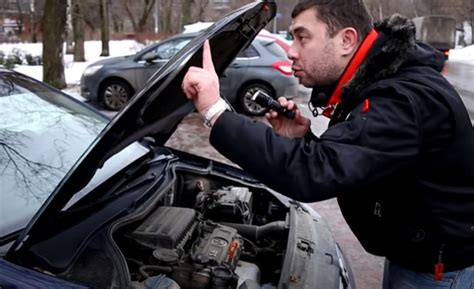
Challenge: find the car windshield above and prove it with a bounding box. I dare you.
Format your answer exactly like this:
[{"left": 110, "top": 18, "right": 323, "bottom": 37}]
[
  {"left": 0, "top": 72, "right": 107, "bottom": 237},
  {"left": 154, "top": 38, "right": 192, "bottom": 59}
]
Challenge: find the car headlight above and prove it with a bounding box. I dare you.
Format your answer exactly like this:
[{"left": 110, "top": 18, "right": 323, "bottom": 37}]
[{"left": 82, "top": 65, "right": 103, "bottom": 76}]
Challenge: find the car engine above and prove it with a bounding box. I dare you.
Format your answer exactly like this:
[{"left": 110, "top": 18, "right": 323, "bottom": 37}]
[{"left": 121, "top": 185, "right": 284, "bottom": 289}]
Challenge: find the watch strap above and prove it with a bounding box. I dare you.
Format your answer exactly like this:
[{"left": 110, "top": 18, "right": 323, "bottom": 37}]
[{"left": 202, "top": 98, "right": 230, "bottom": 127}]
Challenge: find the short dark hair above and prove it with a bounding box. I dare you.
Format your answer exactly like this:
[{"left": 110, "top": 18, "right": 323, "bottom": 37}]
[{"left": 291, "top": 0, "right": 373, "bottom": 41}]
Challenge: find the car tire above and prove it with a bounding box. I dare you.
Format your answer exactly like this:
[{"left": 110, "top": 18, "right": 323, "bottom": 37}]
[
  {"left": 100, "top": 79, "right": 133, "bottom": 111},
  {"left": 238, "top": 83, "right": 272, "bottom": 116}
]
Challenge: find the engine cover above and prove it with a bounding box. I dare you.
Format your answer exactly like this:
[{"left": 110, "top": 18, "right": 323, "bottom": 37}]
[{"left": 191, "top": 222, "right": 242, "bottom": 269}]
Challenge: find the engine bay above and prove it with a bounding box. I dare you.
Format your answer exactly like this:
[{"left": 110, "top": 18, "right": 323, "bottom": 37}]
[
  {"left": 114, "top": 172, "right": 290, "bottom": 289},
  {"left": 12, "top": 161, "right": 347, "bottom": 289}
]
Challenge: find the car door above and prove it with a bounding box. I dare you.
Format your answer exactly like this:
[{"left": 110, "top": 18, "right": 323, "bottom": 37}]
[
  {"left": 135, "top": 37, "right": 193, "bottom": 89},
  {"left": 219, "top": 44, "right": 253, "bottom": 104}
]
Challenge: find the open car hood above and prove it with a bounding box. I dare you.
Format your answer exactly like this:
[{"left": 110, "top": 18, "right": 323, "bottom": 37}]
[{"left": 8, "top": 1, "right": 276, "bottom": 254}]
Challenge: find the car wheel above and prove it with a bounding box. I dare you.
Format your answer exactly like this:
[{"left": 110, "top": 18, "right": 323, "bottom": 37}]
[
  {"left": 239, "top": 84, "right": 272, "bottom": 116},
  {"left": 100, "top": 80, "right": 133, "bottom": 111}
]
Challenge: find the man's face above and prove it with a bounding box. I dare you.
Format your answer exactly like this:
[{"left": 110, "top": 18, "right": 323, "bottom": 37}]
[{"left": 288, "top": 8, "right": 346, "bottom": 88}]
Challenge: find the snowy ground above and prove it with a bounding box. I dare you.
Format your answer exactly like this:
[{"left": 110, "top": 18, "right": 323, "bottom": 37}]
[
  {"left": 449, "top": 44, "right": 474, "bottom": 64},
  {"left": 1, "top": 40, "right": 145, "bottom": 87},
  {"left": 0, "top": 40, "right": 473, "bottom": 95}
]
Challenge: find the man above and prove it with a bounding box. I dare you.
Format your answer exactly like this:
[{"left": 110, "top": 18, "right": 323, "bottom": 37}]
[{"left": 182, "top": 0, "right": 474, "bottom": 288}]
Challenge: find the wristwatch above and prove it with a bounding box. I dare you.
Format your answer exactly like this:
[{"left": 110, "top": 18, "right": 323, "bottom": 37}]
[{"left": 202, "top": 98, "right": 230, "bottom": 127}]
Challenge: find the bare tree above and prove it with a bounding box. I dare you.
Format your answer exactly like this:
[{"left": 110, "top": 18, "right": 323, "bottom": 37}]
[
  {"left": 470, "top": 3, "right": 473, "bottom": 44},
  {"left": 123, "top": 0, "right": 156, "bottom": 33},
  {"left": 454, "top": 0, "right": 473, "bottom": 45},
  {"left": 15, "top": 0, "right": 24, "bottom": 34},
  {"left": 195, "top": 0, "right": 210, "bottom": 21},
  {"left": 159, "top": 0, "right": 174, "bottom": 34},
  {"left": 72, "top": 0, "right": 85, "bottom": 61},
  {"left": 182, "top": 0, "right": 194, "bottom": 26},
  {"left": 65, "top": 0, "right": 74, "bottom": 54},
  {"left": 100, "top": 0, "right": 110, "bottom": 56},
  {"left": 81, "top": 0, "right": 100, "bottom": 35},
  {"left": 29, "top": 0, "right": 43, "bottom": 43},
  {"left": 42, "top": 0, "right": 67, "bottom": 89},
  {"left": 448, "top": 0, "right": 473, "bottom": 45},
  {"left": 111, "top": 7, "right": 125, "bottom": 33}
]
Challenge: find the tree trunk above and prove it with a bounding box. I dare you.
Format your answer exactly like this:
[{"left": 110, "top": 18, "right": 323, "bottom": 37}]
[
  {"left": 196, "top": 0, "right": 209, "bottom": 21},
  {"left": 30, "top": 0, "right": 37, "bottom": 43},
  {"left": 72, "top": 0, "right": 85, "bottom": 62},
  {"left": 42, "top": 0, "right": 67, "bottom": 89},
  {"left": 100, "top": 0, "right": 110, "bottom": 56},
  {"left": 181, "top": 0, "right": 193, "bottom": 26},
  {"left": 136, "top": 0, "right": 156, "bottom": 33},
  {"left": 111, "top": 10, "right": 123, "bottom": 33},
  {"left": 471, "top": 8, "right": 473, "bottom": 45},
  {"left": 65, "top": 0, "right": 74, "bottom": 54},
  {"left": 15, "top": 0, "right": 24, "bottom": 34},
  {"left": 160, "top": 0, "right": 173, "bottom": 34},
  {"left": 124, "top": 1, "right": 138, "bottom": 32}
]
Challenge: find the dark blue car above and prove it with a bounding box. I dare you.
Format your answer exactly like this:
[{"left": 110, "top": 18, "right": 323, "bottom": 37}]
[{"left": 0, "top": 2, "right": 355, "bottom": 288}]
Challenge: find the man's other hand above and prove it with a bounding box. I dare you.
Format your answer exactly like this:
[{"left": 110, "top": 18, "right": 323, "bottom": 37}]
[{"left": 266, "top": 97, "right": 311, "bottom": 138}]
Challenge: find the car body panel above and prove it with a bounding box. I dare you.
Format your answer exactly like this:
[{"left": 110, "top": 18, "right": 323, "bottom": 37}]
[
  {"left": 220, "top": 56, "right": 249, "bottom": 103},
  {"left": 220, "top": 36, "right": 299, "bottom": 103},
  {"left": 0, "top": 258, "right": 90, "bottom": 289}
]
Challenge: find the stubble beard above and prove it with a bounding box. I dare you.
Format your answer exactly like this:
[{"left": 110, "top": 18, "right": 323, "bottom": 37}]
[{"left": 300, "top": 41, "right": 343, "bottom": 88}]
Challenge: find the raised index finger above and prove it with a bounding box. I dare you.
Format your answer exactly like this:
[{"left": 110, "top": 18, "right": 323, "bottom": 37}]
[{"left": 202, "top": 40, "right": 215, "bottom": 72}]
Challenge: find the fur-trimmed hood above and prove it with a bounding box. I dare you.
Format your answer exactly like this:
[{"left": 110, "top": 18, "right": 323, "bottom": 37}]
[
  {"left": 310, "top": 14, "right": 446, "bottom": 116},
  {"left": 343, "top": 14, "right": 445, "bottom": 101}
]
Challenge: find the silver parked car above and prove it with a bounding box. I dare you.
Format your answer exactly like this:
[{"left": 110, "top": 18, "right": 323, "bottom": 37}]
[{"left": 80, "top": 33, "right": 299, "bottom": 115}]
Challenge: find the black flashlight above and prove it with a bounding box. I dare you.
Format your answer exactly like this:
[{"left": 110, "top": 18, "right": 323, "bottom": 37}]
[{"left": 251, "top": 90, "right": 295, "bottom": 119}]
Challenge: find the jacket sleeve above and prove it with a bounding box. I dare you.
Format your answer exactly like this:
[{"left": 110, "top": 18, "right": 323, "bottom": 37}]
[{"left": 210, "top": 90, "right": 420, "bottom": 202}]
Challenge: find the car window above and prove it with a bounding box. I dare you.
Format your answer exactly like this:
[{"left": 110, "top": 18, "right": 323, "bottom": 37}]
[
  {"left": 153, "top": 38, "right": 192, "bottom": 60},
  {"left": 0, "top": 72, "right": 107, "bottom": 237},
  {"left": 237, "top": 44, "right": 259, "bottom": 58}
]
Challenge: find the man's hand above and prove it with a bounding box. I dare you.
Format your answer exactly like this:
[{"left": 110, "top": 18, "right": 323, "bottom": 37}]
[
  {"left": 266, "top": 97, "right": 311, "bottom": 138},
  {"left": 182, "top": 40, "right": 221, "bottom": 114}
]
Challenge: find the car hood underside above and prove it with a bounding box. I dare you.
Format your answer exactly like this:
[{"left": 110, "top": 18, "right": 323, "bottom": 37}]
[{"left": 7, "top": 0, "right": 277, "bottom": 260}]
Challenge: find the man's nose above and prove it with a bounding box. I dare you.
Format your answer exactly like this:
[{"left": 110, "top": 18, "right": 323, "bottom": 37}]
[{"left": 287, "top": 44, "right": 298, "bottom": 61}]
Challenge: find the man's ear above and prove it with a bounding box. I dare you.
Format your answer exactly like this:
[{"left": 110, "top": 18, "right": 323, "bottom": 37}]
[{"left": 339, "top": 27, "right": 359, "bottom": 56}]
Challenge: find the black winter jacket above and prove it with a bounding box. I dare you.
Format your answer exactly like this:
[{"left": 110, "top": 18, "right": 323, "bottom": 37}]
[{"left": 210, "top": 15, "right": 474, "bottom": 272}]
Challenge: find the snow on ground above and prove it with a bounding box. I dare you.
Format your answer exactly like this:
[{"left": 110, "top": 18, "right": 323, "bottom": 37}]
[
  {"left": 449, "top": 45, "right": 474, "bottom": 64},
  {"left": 1, "top": 40, "right": 473, "bottom": 89},
  {"left": 1, "top": 40, "right": 144, "bottom": 85}
]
